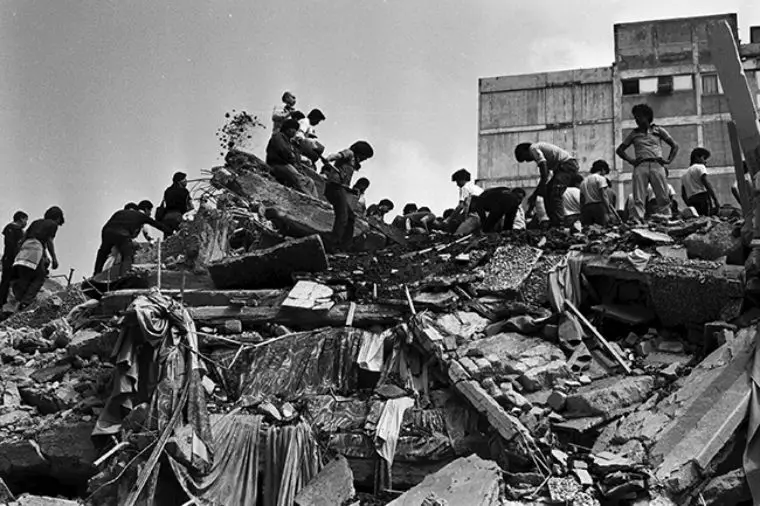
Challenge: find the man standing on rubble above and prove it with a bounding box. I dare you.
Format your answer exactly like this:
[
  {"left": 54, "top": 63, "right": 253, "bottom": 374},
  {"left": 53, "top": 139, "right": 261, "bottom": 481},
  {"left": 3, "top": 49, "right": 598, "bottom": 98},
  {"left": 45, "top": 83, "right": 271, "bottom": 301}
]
[
  {"left": 580, "top": 160, "right": 617, "bottom": 226},
  {"left": 271, "top": 91, "right": 298, "bottom": 133},
  {"left": 450, "top": 168, "right": 484, "bottom": 235},
  {"left": 514, "top": 142, "right": 579, "bottom": 227},
  {"left": 681, "top": 147, "right": 719, "bottom": 216},
  {"left": 616, "top": 104, "right": 679, "bottom": 222},
  {"left": 322, "top": 141, "right": 374, "bottom": 251},
  {"left": 12, "top": 206, "right": 64, "bottom": 311},
  {"left": 469, "top": 187, "right": 526, "bottom": 233},
  {"left": 296, "top": 108, "right": 326, "bottom": 165},
  {"left": 93, "top": 201, "right": 168, "bottom": 277},
  {"left": 0, "top": 211, "right": 28, "bottom": 308},
  {"left": 266, "top": 119, "right": 318, "bottom": 197}
]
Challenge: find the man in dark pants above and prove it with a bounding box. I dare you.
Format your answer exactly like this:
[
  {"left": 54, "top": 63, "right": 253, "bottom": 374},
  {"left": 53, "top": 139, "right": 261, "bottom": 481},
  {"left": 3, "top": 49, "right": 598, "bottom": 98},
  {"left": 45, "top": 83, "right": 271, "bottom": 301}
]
[
  {"left": 94, "top": 201, "right": 167, "bottom": 277},
  {"left": 322, "top": 141, "right": 374, "bottom": 251},
  {"left": 470, "top": 187, "right": 526, "bottom": 232},
  {"left": 515, "top": 142, "right": 579, "bottom": 227},
  {"left": 13, "top": 207, "right": 64, "bottom": 310},
  {"left": 0, "top": 211, "right": 28, "bottom": 307}
]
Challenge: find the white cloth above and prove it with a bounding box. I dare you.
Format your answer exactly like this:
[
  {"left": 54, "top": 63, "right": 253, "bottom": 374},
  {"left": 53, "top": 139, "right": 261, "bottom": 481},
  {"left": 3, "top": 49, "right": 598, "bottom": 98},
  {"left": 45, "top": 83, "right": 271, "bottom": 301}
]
[
  {"left": 681, "top": 164, "right": 708, "bottom": 199},
  {"left": 297, "top": 118, "right": 317, "bottom": 139},
  {"left": 562, "top": 187, "right": 582, "bottom": 216},
  {"left": 513, "top": 206, "right": 526, "bottom": 230},
  {"left": 458, "top": 181, "right": 483, "bottom": 202},
  {"left": 374, "top": 396, "right": 415, "bottom": 465},
  {"left": 357, "top": 331, "right": 385, "bottom": 372},
  {"left": 580, "top": 173, "right": 608, "bottom": 204}
]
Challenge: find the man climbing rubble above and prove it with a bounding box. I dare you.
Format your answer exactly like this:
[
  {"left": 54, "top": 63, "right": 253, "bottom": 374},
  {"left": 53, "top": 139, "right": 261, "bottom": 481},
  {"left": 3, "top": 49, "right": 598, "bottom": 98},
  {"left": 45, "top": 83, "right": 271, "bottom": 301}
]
[
  {"left": 296, "top": 108, "right": 326, "bottom": 165},
  {"left": 12, "top": 206, "right": 64, "bottom": 311},
  {"left": 0, "top": 210, "right": 28, "bottom": 309},
  {"left": 271, "top": 90, "right": 298, "bottom": 132},
  {"left": 322, "top": 140, "right": 374, "bottom": 251},
  {"left": 450, "top": 168, "right": 483, "bottom": 235},
  {"left": 93, "top": 200, "right": 168, "bottom": 277},
  {"left": 266, "top": 118, "right": 318, "bottom": 197},
  {"left": 366, "top": 198, "right": 394, "bottom": 221},
  {"left": 159, "top": 172, "right": 195, "bottom": 234},
  {"left": 515, "top": 141, "right": 579, "bottom": 227}
]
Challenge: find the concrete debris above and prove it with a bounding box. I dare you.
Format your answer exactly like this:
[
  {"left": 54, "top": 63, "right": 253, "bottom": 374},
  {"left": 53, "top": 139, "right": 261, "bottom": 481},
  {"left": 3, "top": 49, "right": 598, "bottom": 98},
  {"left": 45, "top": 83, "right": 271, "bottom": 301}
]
[
  {"left": 565, "top": 376, "right": 655, "bottom": 418},
  {"left": 474, "top": 244, "right": 542, "bottom": 295},
  {"left": 387, "top": 455, "right": 502, "bottom": 506},
  {"left": 683, "top": 220, "right": 742, "bottom": 261},
  {"left": 699, "top": 468, "right": 752, "bottom": 505},
  {"left": 294, "top": 455, "right": 355, "bottom": 506}
]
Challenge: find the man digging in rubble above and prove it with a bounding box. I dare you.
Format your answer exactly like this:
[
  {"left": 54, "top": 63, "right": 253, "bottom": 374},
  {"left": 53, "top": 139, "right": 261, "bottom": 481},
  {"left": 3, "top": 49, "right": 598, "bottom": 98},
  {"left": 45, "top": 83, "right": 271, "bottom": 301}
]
[
  {"left": 0, "top": 210, "right": 28, "bottom": 311},
  {"left": 322, "top": 140, "right": 374, "bottom": 252},
  {"left": 616, "top": 103, "right": 679, "bottom": 223},
  {"left": 351, "top": 177, "right": 370, "bottom": 215},
  {"left": 271, "top": 90, "right": 298, "bottom": 132},
  {"left": 469, "top": 187, "right": 526, "bottom": 233},
  {"left": 12, "top": 206, "right": 64, "bottom": 311},
  {"left": 266, "top": 118, "right": 318, "bottom": 197},
  {"left": 450, "top": 168, "right": 484, "bottom": 235},
  {"left": 159, "top": 172, "right": 195, "bottom": 234},
  {"left": 296, "top": 108, "right": 326, "bottom": 166},
  {"left": 562, "top": 173, "right": 583, "bottom": 229},
  {"left": 93, "top": 200, "right": 168, "bottom": 278},
  {"left": 681, "top": 147, "right": 719, "bottom": 217},
  {"left": 515, "top": 141, "right": 579, "bottom": 228},
  {"left": 366, "top": 198, "right": 394, "bottom": 221},
  {"left": 580, "top": 160, "right": 617, "bottom": 226}
]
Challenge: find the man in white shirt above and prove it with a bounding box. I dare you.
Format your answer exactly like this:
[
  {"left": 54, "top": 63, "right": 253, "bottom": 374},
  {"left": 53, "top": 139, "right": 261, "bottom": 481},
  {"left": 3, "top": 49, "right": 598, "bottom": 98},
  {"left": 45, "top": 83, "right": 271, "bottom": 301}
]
[
  {"left": 450, "top": 168, "right": 483, "bottom": 235},
  {"left": 562, "top": 174, "right": 583, "bottom": 228},
  {"left": 296, "top": 109, "right": 326, "bottom": 164},
  {"left": 580, "top": 160, "right": 617, "bottom": 226},
  {"left": 680, "top": 147, "right": 718, "bottom": 216}
]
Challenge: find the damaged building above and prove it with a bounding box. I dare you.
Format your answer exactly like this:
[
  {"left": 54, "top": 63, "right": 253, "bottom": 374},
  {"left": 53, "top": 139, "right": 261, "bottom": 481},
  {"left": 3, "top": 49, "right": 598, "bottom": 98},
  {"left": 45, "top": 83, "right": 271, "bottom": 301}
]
[{"left": 0, "top": 12, "right": 760, "bottom": 506}]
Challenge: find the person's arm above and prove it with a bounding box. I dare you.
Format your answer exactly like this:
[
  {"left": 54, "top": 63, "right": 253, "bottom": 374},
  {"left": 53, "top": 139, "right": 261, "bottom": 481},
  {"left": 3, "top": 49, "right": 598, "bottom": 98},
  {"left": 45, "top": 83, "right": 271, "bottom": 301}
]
[
  {"left": 681, "top": 186, "right": 688, "bottom": 204},
  {"left": 272, "top": 105, "right": 291, "bottom": 124},
  {"left": 657, "top": 127, "right": 679, "bottom": 165},
  {"left": 702, "top": 174, "right": 719, "bottom": 208},
  {"left": 47, "top": 239, "right": 58, "bottom": 270},
  {"left": 141, "top": 215, "right": 170, "bottom": 235},
  {"left": 616, "top": 133, "right": 638, "bottom": 166}
]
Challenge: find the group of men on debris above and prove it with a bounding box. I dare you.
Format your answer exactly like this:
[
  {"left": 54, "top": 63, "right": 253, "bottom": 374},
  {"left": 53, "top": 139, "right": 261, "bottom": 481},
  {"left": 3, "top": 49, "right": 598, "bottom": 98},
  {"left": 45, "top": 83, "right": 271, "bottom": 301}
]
[{"left": 0, "top": 172, "right": 195, "bottom": 314}]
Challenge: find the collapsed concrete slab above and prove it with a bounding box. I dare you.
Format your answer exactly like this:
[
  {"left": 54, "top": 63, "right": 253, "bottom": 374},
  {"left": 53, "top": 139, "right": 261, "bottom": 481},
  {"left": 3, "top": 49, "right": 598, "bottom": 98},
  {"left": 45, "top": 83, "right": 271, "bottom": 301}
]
[
  {"left": 593, "top": 325, "right": 757, "bottom": 500},
  {"left": 683, "top": 220, "right": 741, "bottom": 261},
  {"left": 386, "top": 454, "right": 502, "bottom": 506},
  {"left": 208, "top": 234, "right": 328, "bottom": 289},
  {"left": 564, "top": 375, "right": 655, "bottom": 418},
  {"left": 474, "top": 245, "right": 543, "bottom": 295}
]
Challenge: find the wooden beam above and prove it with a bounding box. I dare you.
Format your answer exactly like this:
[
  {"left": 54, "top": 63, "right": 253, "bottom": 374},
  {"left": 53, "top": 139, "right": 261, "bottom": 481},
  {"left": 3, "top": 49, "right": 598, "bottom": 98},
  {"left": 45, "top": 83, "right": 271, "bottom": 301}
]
[{"left": 727, "top": 122, "right": 751, "bottom": 215}]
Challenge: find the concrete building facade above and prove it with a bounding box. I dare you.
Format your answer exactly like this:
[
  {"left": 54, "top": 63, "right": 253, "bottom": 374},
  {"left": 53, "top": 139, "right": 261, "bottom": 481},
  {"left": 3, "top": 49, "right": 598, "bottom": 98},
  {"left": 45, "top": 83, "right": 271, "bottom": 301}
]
[{"left": 477, "top": 13, "right": 760, "bottom": 207}]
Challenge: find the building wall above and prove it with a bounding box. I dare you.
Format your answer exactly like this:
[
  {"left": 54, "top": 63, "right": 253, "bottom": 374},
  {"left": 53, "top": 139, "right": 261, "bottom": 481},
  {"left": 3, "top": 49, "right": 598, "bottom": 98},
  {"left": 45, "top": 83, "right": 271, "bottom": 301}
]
[{"left": 477, "top": 13, "right": 760, "bottom": 209}]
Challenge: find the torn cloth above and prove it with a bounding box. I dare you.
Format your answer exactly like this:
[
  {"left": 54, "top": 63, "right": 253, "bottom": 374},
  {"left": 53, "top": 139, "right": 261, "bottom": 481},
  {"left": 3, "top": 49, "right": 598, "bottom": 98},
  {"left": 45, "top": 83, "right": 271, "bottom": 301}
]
[
  {"left": 744, "top": 339, "right": 760, "bottom": 504},
  {"left": 547, "top": 252, "right": 585, "bottom": 349},
  {"left": 357, "top": 330, "right": 385, "bottom": 372},
  {"left": 374, "top": 396, "right": 415, "bottom": 466}
]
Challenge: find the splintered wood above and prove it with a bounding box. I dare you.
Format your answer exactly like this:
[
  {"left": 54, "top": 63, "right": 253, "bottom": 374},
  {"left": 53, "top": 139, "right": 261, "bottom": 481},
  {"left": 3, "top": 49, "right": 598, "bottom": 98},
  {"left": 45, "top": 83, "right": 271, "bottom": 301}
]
[{"left": 474, "top": 244, "right": 543, "bottom": 295}]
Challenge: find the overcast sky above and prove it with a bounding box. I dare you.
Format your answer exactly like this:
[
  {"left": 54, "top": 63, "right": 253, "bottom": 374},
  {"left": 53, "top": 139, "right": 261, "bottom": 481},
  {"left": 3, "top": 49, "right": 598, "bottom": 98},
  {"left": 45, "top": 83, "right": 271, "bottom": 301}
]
[{"left": 0, "top": 0, "right": 758, "bottom": 278}]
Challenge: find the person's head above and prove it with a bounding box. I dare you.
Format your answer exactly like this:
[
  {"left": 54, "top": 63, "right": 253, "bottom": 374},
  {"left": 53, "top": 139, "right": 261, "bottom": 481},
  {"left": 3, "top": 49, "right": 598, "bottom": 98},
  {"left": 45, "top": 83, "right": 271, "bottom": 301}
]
[
  {"left": 282, "top": 91, "right": 296, "bottom": 107},
  {"left": 442, "top": 208, "right": 454, "bottom": 219},
  {"left": 173, "top": 171, "right": 188, "bottom": 187},
  {"left": 451, "top": 168, "right": 471, "bottom": 188},
  {"left": 512, "top": 188, "right": 527, "bottom": 201},
  {"left": 350, "top": 141, "right": 374, "bottom": 163},
  {"left": 124, "top": 202, "right": 138, "bottom": 211},
  {"left": 690, "top": 147, "right": 711, "bottom": 165},
  {"left": 307, "top": 109, "right": 326, "bottom": 126},
  {"left": 378, "top": 199, "right": 394, "bottom": 214},
  {"left": 419, "top": 206, "right": 431, "bottom": 214},
  {"left": 514, "top": 143, "right": 534, "bottom": 163},
  {"left": 137, "top": 200, "right": 154, "bottom": 215},
  {"left": 631, "top": 104, "right": 654, "bottom": 128},
  {"left": 44, "top": 206, "right": 64, "bottom": 226},
  {"left": 403, "top": 203, "right": 418, "bottom": 215},
  {"left": 280, "top": 118, "right": 300, "bottom": 138},
  {"left": 590, "top": 160, "right": 610, "bottom": 175},
  {"left": 569, "top": 173, "right": 584, "bottom": 188},
  {"left": 290, "top": 110, "right": 305, "bottom": 122},
  {"left": 353, "top": 177, "right": 370, "bottom": 194},
  {"left": 13, "top": 211, "right": 28, "bottom": 227}
]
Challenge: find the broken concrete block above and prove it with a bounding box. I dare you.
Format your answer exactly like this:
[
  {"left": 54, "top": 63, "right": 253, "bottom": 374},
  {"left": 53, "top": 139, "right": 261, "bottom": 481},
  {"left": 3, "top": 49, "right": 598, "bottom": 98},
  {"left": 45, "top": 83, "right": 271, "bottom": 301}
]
[
  {"left": 518, "top": 360, "right": 573, "bottom": 392},
  {"left": 0, "top": 408, "right": 31, "bottom": 428},
  {"left": 683, "top": 221, "right": 741, "bottom": 261},
  {"left": 11, "top": 495, "right": 80, "bottom": 506},
  {"left": 458, "top": 357, "right": 480, "bottom": 378},
  {"left": 631, "top": 228, "right": 673, "bottom": 245},
  {"left": 282, "top": 281, "right": 335, "bottom": 311},
  {"left": 700, "top": 468, "right": 751, "bottom": 506},
  {"left": 573, "top": 468, "right": 594, "bottom": 486},
  {"left": 547, "top": 476, "right": 582, "bottom": 503},
  {"left": 459, "top": 333, "right": 565, "bottom": 377},
  {"left": 547, "top": 391, "right": 567, "bottom": 412},
  {"left": 208, "top": 234, "right": 328, "bottom": 289},
  {"left": 656, "top": 340, "right": 684, "bottom": 354},
  {"left": 624, "top": 332, "right": 639, "bottom": 346},
  {"left": 387, "top": 454, "right": 502, "bottom": 506},
  {"left": 2, "top": 381, "right": 22, "bottom": 408},
  {"left": 222, "top": 319, "right": 243, "bottom": 334},
  {"left": 474, "top": 244, "right": 543, "bottom": 295},
  {"left": 294, "top": 455, "right": 354, "bottom": 506},
  {"left": 565, "top": 376, "right": 655, "bottom": 418},
  {"left": 67, "top": 328, "right": 119, "bottom": 360},
  {"left": 435, "top": 312, "right": 490, "bottom": 340},
  {"left": 454, "top": 380, "right": 532, "bottom": 443},
  {"left": 30, "top": 363, "right": 71, "bottom": 384},
  {"left": 634, "top": 340, "right": 653, "bottom": 357}
]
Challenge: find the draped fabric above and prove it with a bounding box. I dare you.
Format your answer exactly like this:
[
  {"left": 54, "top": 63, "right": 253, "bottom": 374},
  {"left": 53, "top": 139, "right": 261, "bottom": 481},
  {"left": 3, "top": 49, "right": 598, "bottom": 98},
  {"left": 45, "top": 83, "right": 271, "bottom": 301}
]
[{"left": 744, "top": 340, "right": 760, "bottom": 504}]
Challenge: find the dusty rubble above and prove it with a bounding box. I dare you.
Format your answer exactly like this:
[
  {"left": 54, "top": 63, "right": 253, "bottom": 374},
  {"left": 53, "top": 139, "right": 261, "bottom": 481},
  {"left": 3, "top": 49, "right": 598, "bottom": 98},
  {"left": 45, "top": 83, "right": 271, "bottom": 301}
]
[{"left": 0, "top": 145, "right": 758, "bottom": 506}]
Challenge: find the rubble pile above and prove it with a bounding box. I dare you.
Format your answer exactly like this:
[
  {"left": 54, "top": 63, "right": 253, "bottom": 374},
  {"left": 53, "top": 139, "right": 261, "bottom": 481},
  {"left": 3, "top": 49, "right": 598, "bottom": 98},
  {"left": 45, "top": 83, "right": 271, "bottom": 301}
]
[{"left": 0, "top": 148, "right": 758, "bottom": 506}]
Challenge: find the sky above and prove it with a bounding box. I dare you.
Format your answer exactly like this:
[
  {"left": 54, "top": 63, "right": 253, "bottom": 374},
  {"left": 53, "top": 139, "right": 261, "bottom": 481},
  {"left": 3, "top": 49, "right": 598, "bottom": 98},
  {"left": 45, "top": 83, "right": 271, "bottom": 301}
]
[{"left": 0, "top": 0, "right": 758, "bottom": 279}]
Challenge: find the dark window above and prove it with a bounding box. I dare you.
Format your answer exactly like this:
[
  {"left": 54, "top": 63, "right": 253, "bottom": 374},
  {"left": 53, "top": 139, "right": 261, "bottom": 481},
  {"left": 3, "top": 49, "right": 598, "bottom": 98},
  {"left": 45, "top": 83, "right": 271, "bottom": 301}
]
[
  {"left": 657, "top": 75, "right": 673, "bottom": 94},
  {"left": 622, "top": 79, "right": 639, "bottom": 95}
]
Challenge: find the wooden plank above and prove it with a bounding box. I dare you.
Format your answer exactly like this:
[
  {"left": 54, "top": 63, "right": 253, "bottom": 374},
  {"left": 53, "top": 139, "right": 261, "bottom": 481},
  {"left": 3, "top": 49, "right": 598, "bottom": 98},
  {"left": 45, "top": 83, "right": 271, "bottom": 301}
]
[
  {"left": 565, "top": 300, "right": 632, "bottom": 374},
  {"left": 727, "top": 121, "right": 751, "bottom": 215}
]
